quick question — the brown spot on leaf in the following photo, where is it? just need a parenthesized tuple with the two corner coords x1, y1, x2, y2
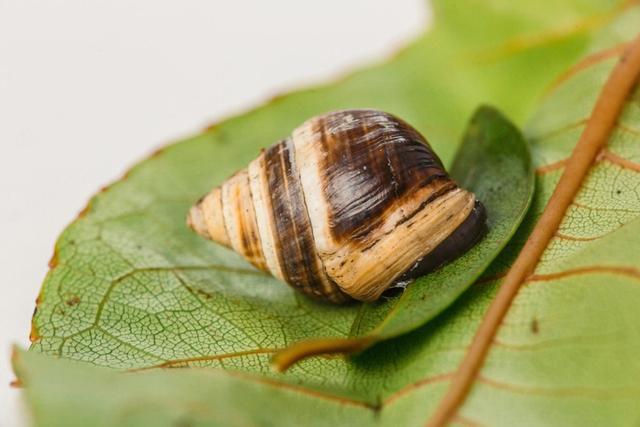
(530, 318, 539, 334)
(203, 122, 219, 132)
(48, 251, 59, 269)
(30, 295, 42, 343)
(195, 288, 212, 300)
(66, 296, 81, 307)
(173, 417, 194, 427)
(77, 204, 91, 219)
(267, 92, 287, 104)
(29, 318, 40, 343)
(151, 147, 166, 158)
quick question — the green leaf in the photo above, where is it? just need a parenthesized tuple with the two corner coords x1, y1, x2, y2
(14, 349, 380, 427)
(21, 1, 640, 426)
(15, 151, 640, 427)
(30, 0, 622, 371)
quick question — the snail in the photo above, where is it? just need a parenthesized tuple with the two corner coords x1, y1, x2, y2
(187, 109, 486, 304)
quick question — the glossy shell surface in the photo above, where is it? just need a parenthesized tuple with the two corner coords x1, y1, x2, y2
(188, 110, 486, 303)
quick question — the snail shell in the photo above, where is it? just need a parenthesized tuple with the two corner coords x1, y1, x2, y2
(188, 110, 486, 303)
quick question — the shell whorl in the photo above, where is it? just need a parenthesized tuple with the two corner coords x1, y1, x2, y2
(188, 109, 486, 303)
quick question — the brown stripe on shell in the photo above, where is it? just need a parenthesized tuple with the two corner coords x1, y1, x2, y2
(240, 174, 268, 271)
(394, 181, 457, 229)
(248, 153, 285, 281)
(314, 110, 450, 243)
(220, 170, 268, 271)
(264, 138, 349, 303)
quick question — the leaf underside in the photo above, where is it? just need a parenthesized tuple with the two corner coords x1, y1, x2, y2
(20, 1, 640, 426)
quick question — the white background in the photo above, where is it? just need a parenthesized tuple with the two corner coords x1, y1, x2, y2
(0, 0, 427, 425)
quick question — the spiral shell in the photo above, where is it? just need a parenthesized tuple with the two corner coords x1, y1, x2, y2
(188, 110, 486, 303)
